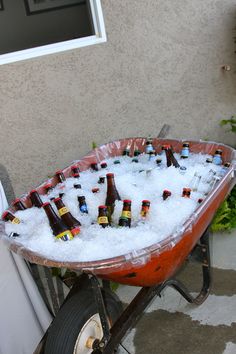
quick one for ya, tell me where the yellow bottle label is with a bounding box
[98,216,108,224]
[12,217,20,224]
[58,207,69,216]
[121,211,131,219]
[56,230,73,241]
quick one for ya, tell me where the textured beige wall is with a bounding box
[0,0,236,197]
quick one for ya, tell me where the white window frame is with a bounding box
[0,0,106,65]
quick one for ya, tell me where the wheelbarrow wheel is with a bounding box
[44,286,123,354]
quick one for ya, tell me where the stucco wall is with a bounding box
[0,0,235,197]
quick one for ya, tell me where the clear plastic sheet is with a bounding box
[0,138,235,273]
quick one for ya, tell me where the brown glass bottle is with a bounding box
[54,197,81,236]
[182,188,191,198]
[42,202,73,241]
[29,190,43,208]
[78,196,88,214]
[12,198,26,211]
[162,145,172,167]
[162,145,180,168]
[100,162,107,169]
[162,190,172,200]
[119,200,132,227]
[97,205,110,228]
[2,210,20,224]
[55,170,66,184]
[44,182,53,194]
[140,200,150,219]
[71,165,80,178]
[105,173,121,221]
[91,162,99,171]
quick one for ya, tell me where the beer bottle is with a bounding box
[119,200,132,227]
[140,200,150,219]
[2,210,20,224]
[162,145,172,167]
[74,183,82,189]
[98,176,105,184]
[59,193,64,198]
[92,187,100,193]
[182,188,191,198]
[113,160,121,165]
[148,150,156,161]
[12,198,26,211]
[44,182,53,194]
[29,190,43,208]
[97,205,109,228]
[122,148,130,156]
[105,173,121,220]
[198,198,203,203]
[91,162,99,171]
[71,165,80,178]
[78,196,88,214]
[190,172,202,192]
[132,158,139,163]
[54,197,81,236]
[42,202,73,241]
[134,149,141,157]
[206,157,213,164]
[219,162,231,177]
[162,190,171,200]
[100,162,107,169]
[55,170,66,184]
[213,149,223,165]
[169,146,180,168]
[156,158,162,166]
[145,138,153,154]
[181,142,190,159]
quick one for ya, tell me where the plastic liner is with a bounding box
[0,138,235,287]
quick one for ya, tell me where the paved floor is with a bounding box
[116,231,236,354]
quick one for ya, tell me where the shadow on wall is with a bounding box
[0,164,15,203]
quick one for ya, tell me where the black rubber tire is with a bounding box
[44,287,123,354]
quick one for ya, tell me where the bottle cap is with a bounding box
[55,170,63,174]
[42,202,50,207]
[183,187,191,192]
[71,165,80,171]
[54,197,62,202]
[74,184,81,189]
[44,183,53,188]
[114,160,120,164]
[100,162,107,168]
[142,200,150,204]
[29,189,37,194]
[12,198,21,205]
[106,173,114,177]
[123,199,131,203]
[163,189,171,194]
[92,188,100,193]
[98,205,107,209]
[162,144,171,150]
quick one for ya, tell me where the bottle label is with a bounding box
[98,216,108,224]
[71,227,80,236]
[11,217,20,224]
[181,148,189,158]
[80,205,88,213]
[58,207,69,216]
[141,207,149,217]
[56,230,73,241]
[121,211,131,219]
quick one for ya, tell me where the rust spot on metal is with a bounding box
[124,272,137,278]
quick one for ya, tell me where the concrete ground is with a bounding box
[116,231,236,354]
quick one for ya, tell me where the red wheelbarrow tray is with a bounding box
[1,138,236,287]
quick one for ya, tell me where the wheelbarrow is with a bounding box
[1,138,236,354]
